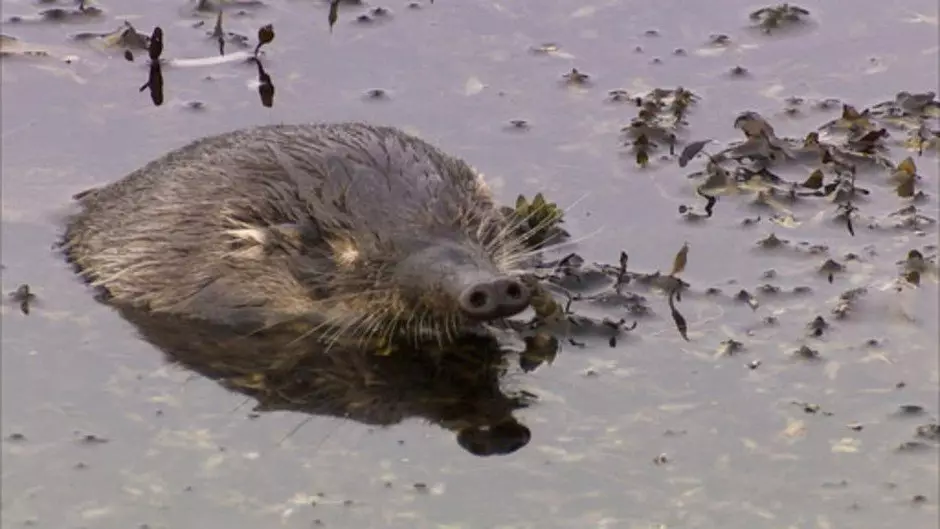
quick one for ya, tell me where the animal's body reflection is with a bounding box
[117,307,538,456]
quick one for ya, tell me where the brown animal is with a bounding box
[62,123,544,347]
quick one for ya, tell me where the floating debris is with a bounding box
[749,4,812,34]
[620,87,699,167]
[8,284,36,315]
[562,68,591,87]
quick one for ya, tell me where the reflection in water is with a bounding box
[137,24,276,108]
[254,56,275,108]
[116,306,538,457]
[138,27,164,106]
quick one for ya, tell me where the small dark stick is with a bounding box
[614,251,629,293]
[213,12,225,55]
[328,0,340,31]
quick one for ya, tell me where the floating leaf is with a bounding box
[670,242,689,277]
[801,169,824,189]
[531,192,547,210]
[254,23,274,55]
[678,139,711,167]
[258,24,274,46]
[896,173,916,198]
[896,156,917,176]
[147,26,163,61]
[520,333,559,372]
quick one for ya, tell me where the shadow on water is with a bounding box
[114,306,537,457]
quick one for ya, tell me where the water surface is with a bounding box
[2,0,938,527]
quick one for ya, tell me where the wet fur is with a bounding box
[61,123,534,345]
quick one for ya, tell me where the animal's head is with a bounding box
[223,161,558,348]
[313,207,538,347]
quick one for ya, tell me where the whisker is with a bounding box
[498,225,605,271]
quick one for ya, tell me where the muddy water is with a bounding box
[2,0,938,528]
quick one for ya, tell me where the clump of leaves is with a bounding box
[519,332,559,372]
[869,91,940,155]
[677,92,937,232]
[502,193,570,249]
[620,87,700,167]
[749,3,811,34]
[891,156,919,198]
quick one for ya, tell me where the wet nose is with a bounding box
[458,277,531,320]
[490,277,531,317]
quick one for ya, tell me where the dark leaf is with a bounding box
[148,26,163,61]
[678,139,711,167]
[801,169,824,189]
[258,24,274,46]
[670,242,689,277]
[328,0,340,32]
[255,23,274,56]
[896,174,915,198]
[668,288,689,341]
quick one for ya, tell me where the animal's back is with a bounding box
[63,122,495,326]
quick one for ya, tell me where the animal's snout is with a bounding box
[458,277,531,320]
[491,277,531,316]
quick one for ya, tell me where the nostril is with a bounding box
[468,289,489,309]
[459,284,500,319]
[491,278,531,318]
[504,282,524,300]
[460,280,529,320]
[497,279,529,303]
